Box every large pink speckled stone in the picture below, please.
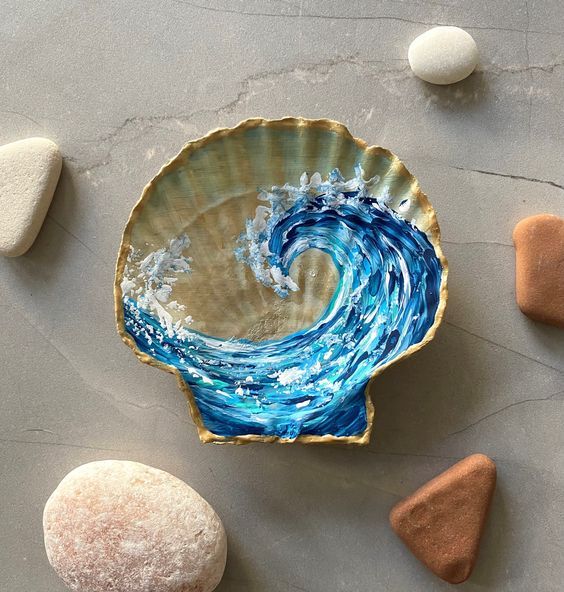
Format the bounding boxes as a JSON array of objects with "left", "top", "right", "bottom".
[{"left": 43, "top": 460, "right": 227, "bottom": 592}]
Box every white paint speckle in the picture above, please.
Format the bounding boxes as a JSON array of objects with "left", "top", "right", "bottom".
[{"left": 274, "top": 367, "right": 306, "bottom": 386}]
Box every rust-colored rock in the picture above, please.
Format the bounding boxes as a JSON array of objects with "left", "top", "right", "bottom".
[
  {"left": 389, "top": 454, "right": 496, "bottom": 584},
  {"left": 513, "top": 214, "right": 564, "bottom": 329}
]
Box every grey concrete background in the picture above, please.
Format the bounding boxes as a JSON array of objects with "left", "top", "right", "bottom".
[{"left": 1, "top": 1, "right": 563, "bottom": 590}]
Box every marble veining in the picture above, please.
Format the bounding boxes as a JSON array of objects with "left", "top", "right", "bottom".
[{"left": 2, "top": 2, "right": 564, "bottom": 590}]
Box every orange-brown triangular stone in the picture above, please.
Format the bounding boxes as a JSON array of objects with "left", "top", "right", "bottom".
[{"left": 389, "top": 454, "right": 496, "bottom": 584}]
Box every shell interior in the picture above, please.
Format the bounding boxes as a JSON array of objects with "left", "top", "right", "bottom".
[{"left": 115, "top": 118, "right": 447, "bottom": 444}]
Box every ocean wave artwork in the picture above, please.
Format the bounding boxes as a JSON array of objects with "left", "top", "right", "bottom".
[
  {"left": 114, "top": 118, "right": 447, "bottom": 444},
  {"left": 115, "top": 118, "right": 447, "bottom": 444}
]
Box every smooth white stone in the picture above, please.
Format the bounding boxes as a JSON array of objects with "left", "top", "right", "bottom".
[
  {"left": 43, "top": 460, "right": 227, "bottom": 592},
  {"left": 0, "top": 137, "right": 62, "bottom": 256},
  {"left": 408, "top": 26, "right": 479, "bottom": 85}
]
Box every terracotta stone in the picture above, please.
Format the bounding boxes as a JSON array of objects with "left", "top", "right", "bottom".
[
  {"left": 389, "top": 454, "right": 496, "bottom": 584},
  {"left": 513, "top": 214, "right": 564, "bottom": 329}
]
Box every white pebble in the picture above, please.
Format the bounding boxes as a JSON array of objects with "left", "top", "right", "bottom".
[
  {"left": 408, "top": 26, "right": 479, "bottom": 85},
  {"left": 0, "top": 137, "right": 62, "bottom": 256},
  {"left": 43, "top": 460, "right": 227, "bottom": 592}
]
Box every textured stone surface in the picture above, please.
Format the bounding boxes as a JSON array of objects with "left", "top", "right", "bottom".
[
  {"left": 390, "top": 454, "right": 496, "bottom": 583},
  {"left": 0, "top": 2, "right": 563, "bottom": 591},
  {"left": 513, "top": 214, "right": 564, "bottom": 328},
  {"left": 408, "top": 26, "right": 479, "bottom": 85},
  {"left": 0, "top": 138, "right": 61, "bottom": 256},
  {"left": 43, "top": 460, "right": 227, "bottom": 592}
]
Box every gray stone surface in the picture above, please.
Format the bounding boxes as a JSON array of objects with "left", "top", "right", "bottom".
[{"left": 1, "top": 1, "right": 563, "bottom": 590}]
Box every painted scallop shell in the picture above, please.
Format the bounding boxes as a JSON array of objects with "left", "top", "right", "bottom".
[{"left": 115, "top": 117, "right": 448, "bottom": 444}]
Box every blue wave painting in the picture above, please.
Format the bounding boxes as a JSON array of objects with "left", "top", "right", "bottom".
[{"left": 121, "top": 167, "right": 443, "bottom": 440}]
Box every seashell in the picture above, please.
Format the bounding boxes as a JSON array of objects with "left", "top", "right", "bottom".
[{"left": 115, "top": 117, "right": 448, "bottom": 444}]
